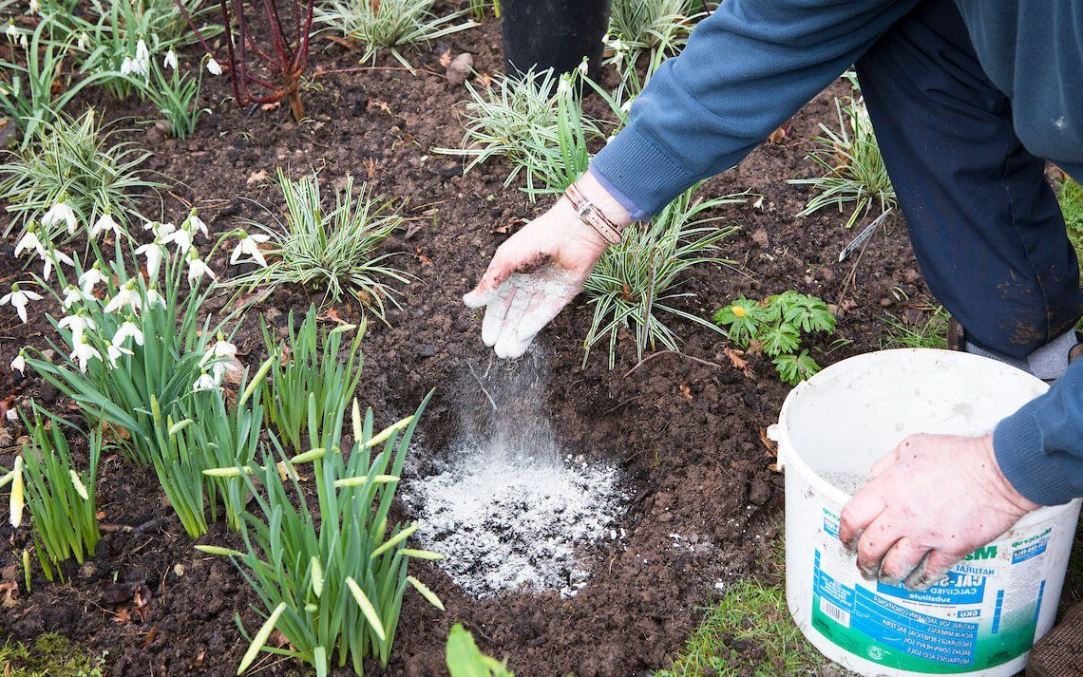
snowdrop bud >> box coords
[163,49,177,71]
[206,57,222,76]
[5,23,17,40]
[577,58,589,76]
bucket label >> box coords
[810,509,1050,673]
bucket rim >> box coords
[777,348,1078,527]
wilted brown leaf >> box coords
[414,246,433,267]
[246,169,268,187]
[679,383,693,400]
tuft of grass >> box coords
[315,0,476,69]
[0,634,107,677]
[790,98,896,229]
[229,170,410,321]
[605,0,702,96]
[434,68,569,189]
[0,110,159,241]
[880,303,950,350]
[1057,176,1083,266]
[653,579,828,677]
[584,186,742,369]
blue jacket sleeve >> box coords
[590,0,920,216]
[994,359,1083,506]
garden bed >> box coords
[0,14,947,677]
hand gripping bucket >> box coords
[771,349,1082,677]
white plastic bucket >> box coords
[774,349,1082,677]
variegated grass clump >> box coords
[790,97,896,228]
[0,110,160,241]
[229,170,410,321]
[315,0,476,69]
[605,0,703,96]
[198,395,444,677]
[584,185,742,368]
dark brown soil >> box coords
[0,14,959,677]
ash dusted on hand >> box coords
[464,171,633,359]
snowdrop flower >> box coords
[577,58,589,76]
[106,343,132,367]
[5,23,18,40]
[17,33,26,49]
[186,253,216,287]
[135,241,166,279]
[0,283,42,324]
[120,56,137,76]
[59,311,96,339]
[28,0,39,14]
[143,220,176,240]
[14,225,45,258]
[79,264,107,294]
[70,334,102,373]
[200,336,236,380]
[145,288,165,308]
[193,371,218,392]
[91,212,122,239]
[77,32,89,51]
[10,349,26,375]
[182,209,208,238]
[9,457,23,528]
[136,39,149,62]
[42,200,77,234]
[206,57,222,76]
[105,279,141,314]
[229,231,270,267]
[41,247,75,281]
[557,75,571,95]
[163,49,178,71]
[161,227,192,253]
[113,319,144,347]
[61,285,93,310]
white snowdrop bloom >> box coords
[161,227,192,253]
[17,34,26,49]
[79,265,107,293]
[28,0,40,14]
[186,256,216,287]
[0,284,42,323]
[41,248,75,281]
[106,343,133,367]
[229,231,270,267]
[206,57,222,76]
[42,201,77,234]
[557,76,570,95]
[143,220,176,239]
[135,241,166,279]
[105,280,142,314]
[61,285,93,309]
[182,209,208,238]
[131,39,150,76]
[112,320,144,347]
[10,350,26,375]
[120,56,136,76]
[145,288,165,308]
[200,338,236,380]
[77,32,89,51]
[14,228,45,258]
[136,39,149,61]
[193,371,218,392]
[5,23,18,40]
[58,312,96,339]
[577,59,589,76]
[70,335,103,373]
[163,49,178,71]
[91,212,122,239]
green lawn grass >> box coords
[1059,177,1083,258]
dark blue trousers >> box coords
[855,0,1083,358]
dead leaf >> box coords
[759,427,777,455]
[475,72,492,88]
[113,606,131,624]
[679,383,693,400]
[0,582,17,608]
[246,169,268,187]
[317,308,351,326]
[723,347,748,371]
[260,101,281,111]
[438,51,452,69]
[768,118,793,145]
[404,221,424,239]
[142,627,158,649]
[414,246,433,267]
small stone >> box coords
[145,125,165,144]
[903,268,921,284]
[445,52,474,85]
[416,345,437,358]
[879,297,893,307]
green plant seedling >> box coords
[446,624,515,677]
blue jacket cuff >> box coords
[993,400,1079,507]
[588,168,650,222]
[590,124,698,217]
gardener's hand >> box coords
[464,172,631,359]
[838,433,1039,590]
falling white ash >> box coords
[403,352,627,599]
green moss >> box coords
[1058,177,1083,257]
[0,634,106,677]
